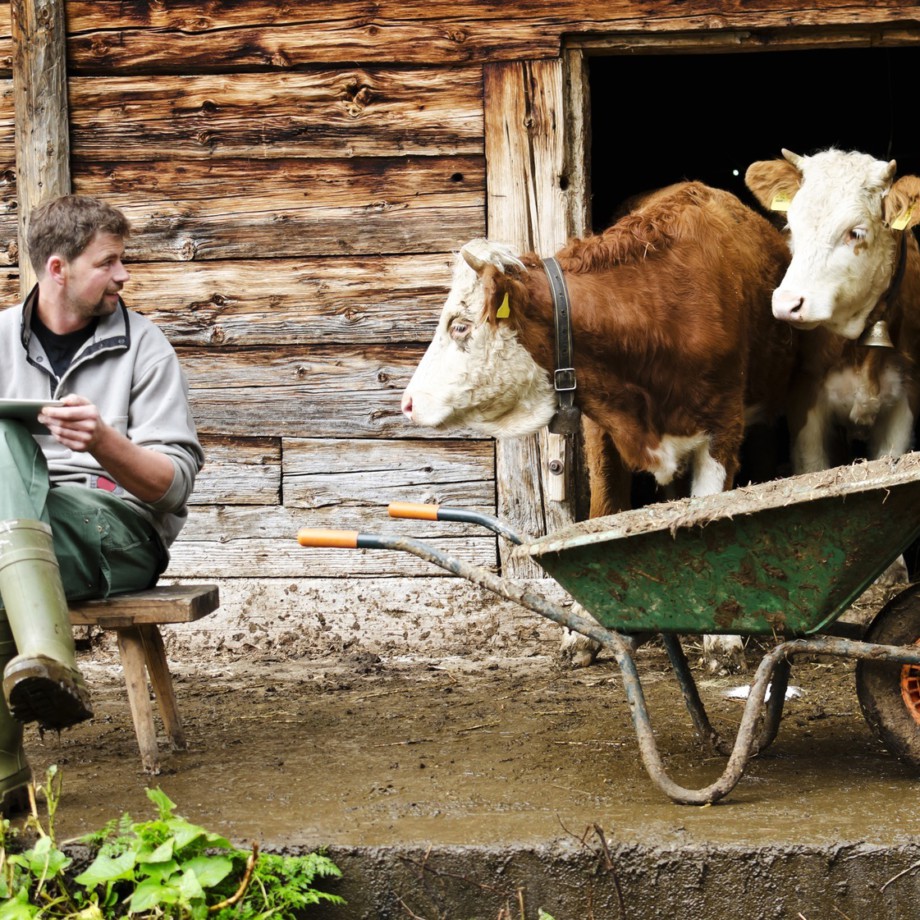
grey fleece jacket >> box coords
[0,288,205,552]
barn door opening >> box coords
[581,40,920,504]
[586,45,920,232]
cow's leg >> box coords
[558,419,631,669]
[790,393,833,473]
[866,398,914,462]
[584,417,632,517]
[692,440,746,673]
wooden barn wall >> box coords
[0,2,917,656]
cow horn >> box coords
[461,246,487,272]
[781,148,804,170]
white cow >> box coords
[745,148,920,474]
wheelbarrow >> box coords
[296,452,920,805]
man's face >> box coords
[62,231,130,319]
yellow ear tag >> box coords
[892,205,913,231]
[770,192,791,212]
[496,293,511,318]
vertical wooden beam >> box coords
[11,0,71,297]
[483,56,586,576]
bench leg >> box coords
[116,627,161,774]
[137,624,187,752]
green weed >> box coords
[0,765,344,918]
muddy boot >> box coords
[0,520,92,730]
[0,624,31,817]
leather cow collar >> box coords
[542,257,581,434]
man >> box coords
[0,195,204,813]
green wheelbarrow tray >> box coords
[514,452,920,637]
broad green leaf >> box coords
[74,851,137,886]
[144,839,175,864]
[136,858,180,882]
[24,843,70,876]
[128,878,179,913]
[145,788,177,818]
[182,854,234,888]
[176,868,206,901]
[0,887,37,920]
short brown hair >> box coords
[27,195,131,275]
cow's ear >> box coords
[479,266,514,326]
[884,175,920,231]
[745,158,802,214]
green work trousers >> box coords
[0,420,167,603]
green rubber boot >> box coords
[0,520,93,730]
[0,622,31,817]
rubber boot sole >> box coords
[3,657,93,730]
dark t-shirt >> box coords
[30,311,98,379]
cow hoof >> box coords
[701,634,746,675]
[559,628,602,669]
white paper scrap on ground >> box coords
[723,683,804,702]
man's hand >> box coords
[38,394,105,452]
[38,394,175,502]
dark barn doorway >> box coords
[584,44,920,511]
[588,46,920,231]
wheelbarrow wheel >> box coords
[855,583,920,768]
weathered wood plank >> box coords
[484,59,579,576]
[63,2,918,71]
[11,0,70,295]
[179,344,480,439]
[72,157,485,260]
[169,537,495,578]
[0,77,15,261]
[194,436,280,506]
[184,492,495,542]
[0,268,18,297]
[69,69,483,159]
[283,438,495,512]
[169,510,497,577]
[123,253,451,346]
[0,4,9,78]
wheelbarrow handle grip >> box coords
[388,502,439,520]
[297,528,360,548]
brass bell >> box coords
[858,319,894,348]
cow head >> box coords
[746,148,920,339]
[401,239,557,438]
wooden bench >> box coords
[69,584,220,774]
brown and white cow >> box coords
[745,149,920,476]
[401,181,797,672]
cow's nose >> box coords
[773,290,806,322]
[401,393,413,418]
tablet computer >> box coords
[0,398,64,432]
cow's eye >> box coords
[449,319,471,341]
[849,227,868,243]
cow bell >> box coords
[858,319,894,348]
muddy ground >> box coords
[15,581,920,920]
